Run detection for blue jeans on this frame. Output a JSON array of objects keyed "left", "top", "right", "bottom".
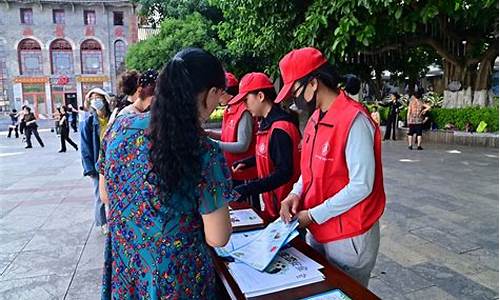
[{"left": 91, "top": 176, "right": 107, "bottom": 226}]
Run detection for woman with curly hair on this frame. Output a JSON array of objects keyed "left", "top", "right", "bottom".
[{"left": 97, "top": 48, "right": 236, "bottom": 299}]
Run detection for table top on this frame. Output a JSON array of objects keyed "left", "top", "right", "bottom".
[{"left": 211, "top": 203, "right": 381, "bottom": 300}]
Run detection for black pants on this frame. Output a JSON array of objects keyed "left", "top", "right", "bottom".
[
  {"left": 233, "top": 179, "right": 261, "bottom": 212},
  {"left": 70, "top": 119, "right": 78, "bottom": 132},
  {"left": 384, "top": 115, "right": 398, "bottom": 140},
  {"left": 19, "top": 122, "right": 26, "bottom": 135},
  {"left": 26, "top": 127, "right": 44, "bottom": 147},
  {"left": 8, "top": 126, "right": 19, "bottom": 138},
  {"left": 60, "top": 127, "right": 78, "bottom": 151}
]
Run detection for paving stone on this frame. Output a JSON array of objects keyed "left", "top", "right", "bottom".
[
  {"left": 409, "top": 226, "right": 481, "bottom": 254},
  {"left": 404, "top": 286, "right": 457, "bottom": 300},
  {"left": 1, "top": 246, "right": 83, "bottom": 280},
  {"left": 372, "top": 254, "right": 433, "bottom": 294},
  {"left": 412, "top": 262, "right": 498, "bottom": 300},
  {"left": 65, "top": 268, "right": 102, "bottom": 300},
  {"left": 0, "top": 274, "right": 71, "bottom": 300},
  {"left": 367, "top": 277, "right": 405, "bottom": 300}
]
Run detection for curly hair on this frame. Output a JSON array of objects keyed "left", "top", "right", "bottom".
[
  {"left": 118, "top": 70, "right": 140, "bottom": 96},
  {"left": 149, "top": 48, "right": 225, "bottom": 196}
]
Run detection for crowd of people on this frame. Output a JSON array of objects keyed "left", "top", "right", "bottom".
[
  {"left": 3, "top": 45, "right": 434, "bottom": 299},
  {"left": 89, "top": 46, "right": 387, "bottom": 299}
]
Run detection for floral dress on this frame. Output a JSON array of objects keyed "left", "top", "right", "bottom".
[{"left": 97, "top": 112, "right": 238, "bottom": 299}]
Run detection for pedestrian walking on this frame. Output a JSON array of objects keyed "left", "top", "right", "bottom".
[
  {"left": 383, "top": 91, "right": 402, "bottom": 141},
  {"left": 407, "top": 90, "right": 431, "bottom": 150},
  {"left": 7, "top": 109, "right": 19, "bottom": 138},
  {"left": 97, "top": 48, "right": 234, "bottom": 299},
  {"left": 278, "top": 47, "right": 386, "bottom": 288},
  {"left": 23, "top": 106, "right": 44, "bottom": 149},
  {"left": 80, "top": 88, "right": 111, "bottom": 234},
  {"left": 231, "top": 72, "right": 302, "bottom": 220},
  {"left": 57, "top": 106, "right": 78, "bottom": 152},
  {"left": 67, "top": 104, "right": 78, "bottom": 133}
]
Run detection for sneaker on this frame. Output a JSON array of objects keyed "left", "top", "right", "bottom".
[
  {"left": 100, "top": 224, "right": 109, "bottom": 235},
  {"left": 417, "top": 146, "right": 423, "bottom": 150},
  {"left": 58, "top": 149, "right": 66, "bottom": 153},
  {"left": 408, "top": 145, "right": 413, "bottom": 150},
  {"left": 25, "top": 145, "right": 32, "bottom": 149}
]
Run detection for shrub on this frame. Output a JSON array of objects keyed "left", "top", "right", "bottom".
[
  {"left": 430, "top": 107, "right": 499, "bottom": 132},
  {"left": 208, "top": 106, "right": 225, "bottom": 123}
]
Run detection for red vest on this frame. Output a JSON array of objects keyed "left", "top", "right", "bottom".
[
  {"left": 256, "top": 120, "right": 301, "bottom": 220},
  {"left": 301, "top": 91, "right": 385, "bottom": 243},
  {"left": 220, "top": 101, "right": 258, "bottom": 181}
]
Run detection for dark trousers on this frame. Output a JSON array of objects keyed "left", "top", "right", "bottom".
[
  {"left": 60, "top": 127, "right": 78, "bottom": 151},
  {"left": 70, "top": 119, "right": 78, "bottom": 132},
  {"left": 8, "top": 126, "right": 19, "bottom": 138},
  {"left": 26, "top": 127, "right": 44, "bottom": 147},
  {"left": 233, "top": 179, "right": 261, "bottom": 212},
  {"left": 384, "top": 115, "right": 398, "bottom": 140}
]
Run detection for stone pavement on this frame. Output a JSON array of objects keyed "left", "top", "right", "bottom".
[{"left": 0, "top": 130, "right": 498, "bottom": 299}]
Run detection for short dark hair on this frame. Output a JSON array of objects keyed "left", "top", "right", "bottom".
[
  {"left": 413, "top": 90, "right": 423, "bottom": 99},
  {"left": 248, "top": 87, "right": 277, "bottom": 102},
  {"left": 226, "top": 86, "right": 238, "bottom": 97}
]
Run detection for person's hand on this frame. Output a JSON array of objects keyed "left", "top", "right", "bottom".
[
  {"left": 296, "top": 210, "right": 313, "bottom": 228},
  {"left": 280, "top": 193, "right": 300, "bottom": 223},
  {"left": 232, "top": 163, "right": 246, "bottom": 173}
]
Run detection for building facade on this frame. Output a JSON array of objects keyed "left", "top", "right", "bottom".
[{"left": 0, "top": 0, "right": 138, "bottom": 116}]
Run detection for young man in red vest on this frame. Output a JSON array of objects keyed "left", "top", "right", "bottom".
[
  {"left": 277, "top": 48, "right": 386, "bottom": 287},
  {"left": 230, "top": 72, "right": 301, "bottom": 220},
  {"left": 206, "top": 72, "right": 260, "bottom": 208}
]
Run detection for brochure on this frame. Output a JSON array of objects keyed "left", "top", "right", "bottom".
[
  {"left": 228, "top": 247, "right": 324, "bottom": 297},
  {"left": 229, "top": 208, "right": 264, "bottom": 228},
  {"left": 229, "top": 218, "right": 299, "bottom": 271},
  {"left": 301, "top": 289, "right": 352, "bottom": 300},
  {"left": 215, "top": 229, "right": 299, "bottom": 258}
]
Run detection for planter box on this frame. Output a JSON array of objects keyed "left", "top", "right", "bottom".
[{"left": 382, "top": 126, "right": 499, "bottom": 148}]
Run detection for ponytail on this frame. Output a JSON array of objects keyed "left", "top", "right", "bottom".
[{"left": 149, "top": 48, "right": 225, "bottom": 198}]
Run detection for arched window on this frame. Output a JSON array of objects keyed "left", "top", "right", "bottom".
[
  {"left": 81, "top": 39, "right": 103, "bottom": 74},
  {"left": 114, "top": 40, "right": 126, "bottom": 75},
  {"left": 18, "top": 39, "right": 43, "bottom": 75},
  {"left": 50, "top": 39, "right": 73, "bottom": 75}
]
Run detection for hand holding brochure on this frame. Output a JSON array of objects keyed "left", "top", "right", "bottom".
[{"left": 229, "top": 218, "right": 299, "bottom": 271}]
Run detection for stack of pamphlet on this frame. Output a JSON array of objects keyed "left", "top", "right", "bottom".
[
  {"left": 228, "top": 247, "right": 325, "bottom": 297},
  {"left": 214, "top": 218, "right": 326, "bottom": 297},
  {"left": 229, "top": 208, "right": 264, "bottom": 228}
]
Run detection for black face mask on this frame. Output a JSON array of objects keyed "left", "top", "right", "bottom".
[{"left": 293, "top": 83, "right": 317, "bottom": 114}]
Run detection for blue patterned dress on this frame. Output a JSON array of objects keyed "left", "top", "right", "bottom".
[{"left": 97, "top": 112, "right": 237, "bottom": 299}]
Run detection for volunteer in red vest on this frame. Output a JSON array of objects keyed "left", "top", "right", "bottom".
[
  {"left": 278, "top": 47, "right": 386, "bottom": 287},
  {"left": 206, "top": 72, "right": 259, "bottom": 205},
  {"left": 230, "top": 72, "right": 301, "bottom": 220}
]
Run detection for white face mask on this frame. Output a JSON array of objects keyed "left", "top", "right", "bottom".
[{"left": 91, "top": 98, "right": 105, "bottom": 111}]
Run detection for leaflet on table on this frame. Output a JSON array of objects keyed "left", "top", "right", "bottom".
[
  {"left": 214, "top": 229, "right": 299, "bottom": 258},
  {"left": 229, "top": 208, "right": 264, "bottom": 227},
  {"left": 228, "top": 247, "right": 324, "bottom": 297},
  {"left": 229, "top": 218, "right": 299, "bottom": 271},
  {"left": 301, "top": 289, "right": 352, "bottom": 300}
]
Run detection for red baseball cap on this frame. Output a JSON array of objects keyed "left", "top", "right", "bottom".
[
  {"left": 228, "top": 72, "right": 274, "bottom": 105},
  {"left": 275, "top": 47, "right": 328, "bottom": 103},
  {"left": 225, "top": 72, "right": 239, "bottom": 88}
]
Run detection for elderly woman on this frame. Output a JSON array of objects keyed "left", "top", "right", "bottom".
[{"left": 80, "top": 87, "right": 111, "bottom": 234}]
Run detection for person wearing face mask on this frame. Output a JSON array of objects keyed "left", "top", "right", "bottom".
[
  {"left": 97, "top": 48, "right": 235, "bottom": 299},
  {"left": 278, "top": 47, "right": 386, "bottom": 287},
  {"left": 206, "top": 72, "right": 259, "bottom": 208},
  {"left": 80, "top": 87, "right": 111, "bottom": 235},
  {"left": 230, "top": 72, "right": 301, "bottom": 220}
]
